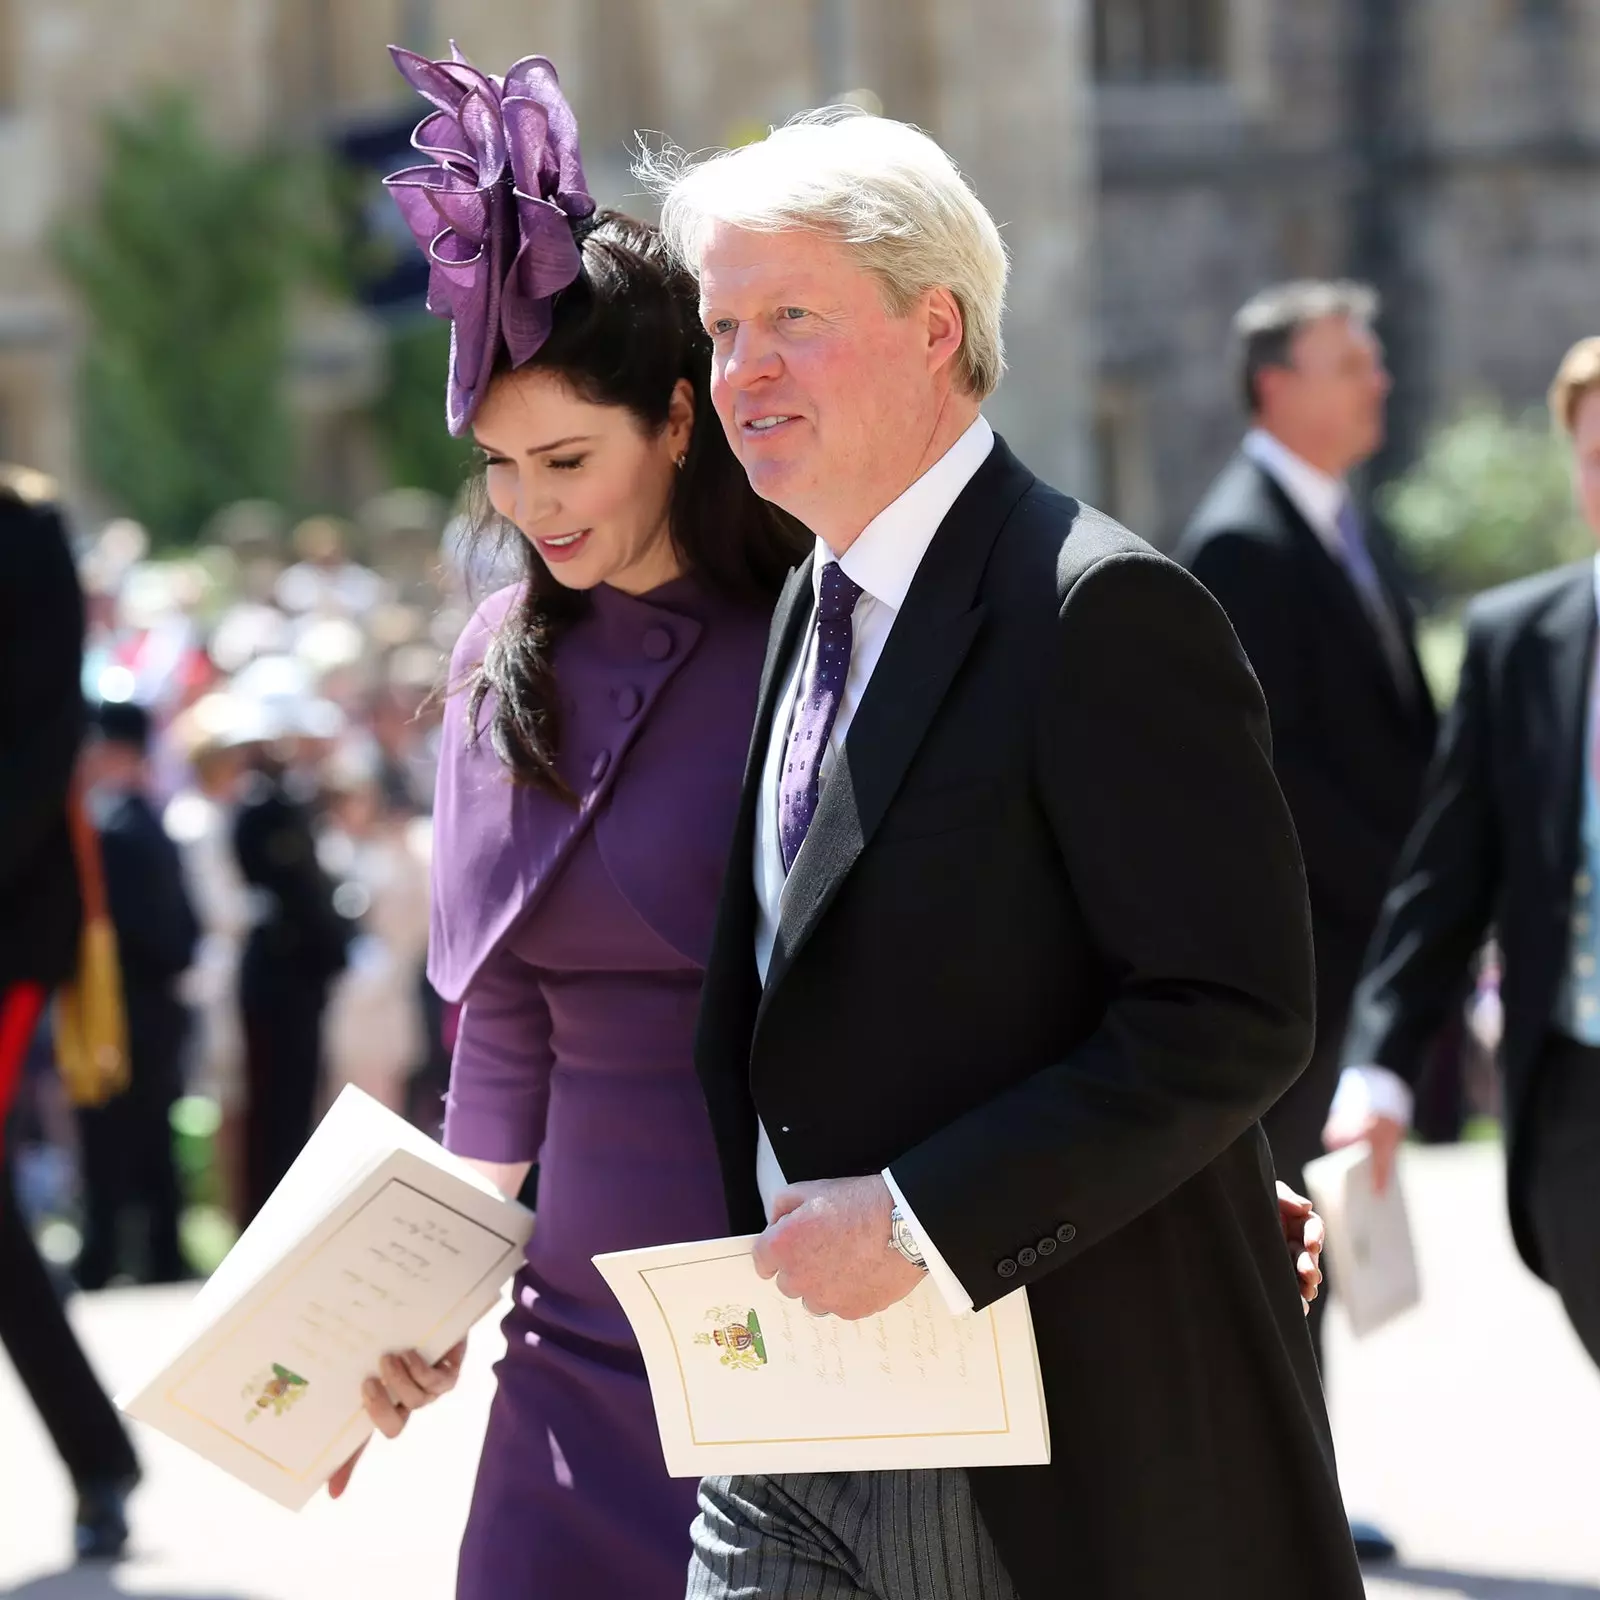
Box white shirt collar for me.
[810,415,995,612]
[1242,427,1347,551]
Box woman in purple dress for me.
[325,47,804,1599]
[334,44,1326,1600]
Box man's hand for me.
[1274,1182,1325,1316]
[753,1176,927,1321]
[326,1339,468,1500]
[1322,1108,1406,1194]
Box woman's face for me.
[473,368,693,596]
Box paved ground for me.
[1,1142,1598,1597]
[1330,1145,1600,1599]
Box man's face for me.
[698,222,949,544]
[1572,389,1600,541]
[1263,314,1391,475]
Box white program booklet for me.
[118,1087,534,1510]
[593,1236,1050,1478]
[1303,1141,1422,1338]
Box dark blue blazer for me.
[99,790,199,1091]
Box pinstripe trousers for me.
[685,1470,1020,1599]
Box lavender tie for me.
[779,561,863,873]
[1334,498,1386,609]
[1335,497,1412,694]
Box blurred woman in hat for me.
[164,693,259,1221]
[319,740,431,1117]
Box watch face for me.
[893,1218,924,1264]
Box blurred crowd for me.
[2,460,1505,1295]
[9,487,513,1284]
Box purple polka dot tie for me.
[779,561,863,873]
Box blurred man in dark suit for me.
[1332,337,1600,1373]
[74,699,200,1289]
[234,723,352,1221]
[0,465,141,1559]
[1175,283,1440,1559]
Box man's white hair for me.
[638,108,1009,400]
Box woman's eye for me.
[548,456,585,472]
[478,452,510,469]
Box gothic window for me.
[1092,0,1229,85]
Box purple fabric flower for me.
[384,43,595,434]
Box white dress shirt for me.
[1242,429,1416,1132]
[752,413,995,1316]
[1245,428,1415,691]
[1242,428,1348,559]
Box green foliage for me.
[1380,402,1591,602]
[370,317,478,499]
[1416,612,1468,708]
[56,94,334,547]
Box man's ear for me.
[925,287,965,379]
[1251,364,1288,420]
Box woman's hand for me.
[1275,1182,1325,1315]
[326,1339,468,1499]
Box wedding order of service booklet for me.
[594,1237,1050,1477]
[117,1087,534,1510]
[1303,1139,1423,1338]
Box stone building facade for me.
[5,0,1591,540]
[1091,0,1600,545]
[0,0,1094,516]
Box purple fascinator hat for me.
[384,43,596,435]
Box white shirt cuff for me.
[882,1167,974,1316]
[1329,1063,1414,1131]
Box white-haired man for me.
[655,112,1363,1599]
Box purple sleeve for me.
[442,935,553,1164]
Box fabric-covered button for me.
[1036,1236,1057,1257]
[617,685,642,719]
[1016,1246,1038,1269]
[996,1257,1018,1279]
[643,627,673,661]
[591,750,611,782]
[1055,1223,1077,1245]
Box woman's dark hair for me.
[461,209,807,798]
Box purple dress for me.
[428,574,770,1600]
